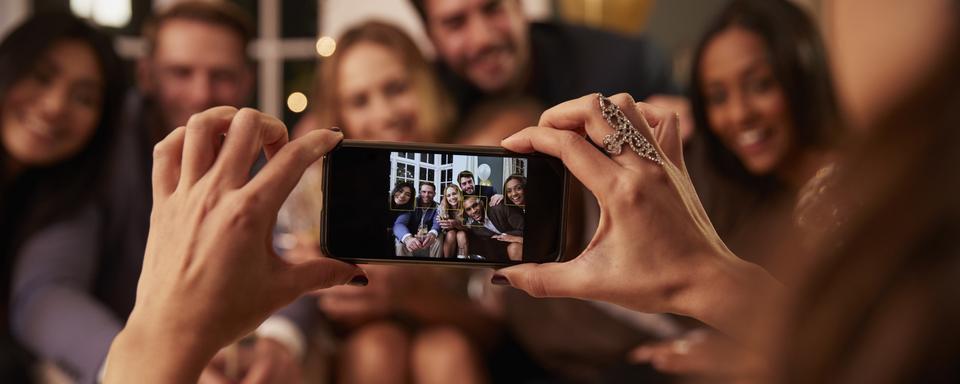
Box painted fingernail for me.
[347,274,368,286]
[329,126,342,132]
[491,274,510,285]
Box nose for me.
[728,90,757,128]
[38,85,70,121]
[368,93,401,131]
[187,74,215,110]
[466,15,498,53]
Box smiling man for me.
[410,0,677,136]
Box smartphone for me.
[321,140,568,267]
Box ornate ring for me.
[598,93,664,165]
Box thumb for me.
[493,262,585,298]
[282,257,365,296]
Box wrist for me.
[105,313,218,384]
[669,249,782,340]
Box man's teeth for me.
[738,130,764,146]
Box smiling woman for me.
[0,11,125,381]
[308,20,454,142]
[683,0,841,265]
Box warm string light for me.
[287,92,308,113]
[316,36,337,57]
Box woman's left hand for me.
[105,108,365,384]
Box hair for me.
[312,20,454,141]
[439,183,464,221]
[779,18,960,382]
[408,0,430,25]
[457,170,475,183]
[689,0,840,186]
[503,174,526,205]
[390,180,416,210]
[407,0,520,27]
[0,11,125,330]
[142,0,254,59]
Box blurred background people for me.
[684,0,840,267]
[295,20,453,141]
[409,0,677,141]
[282,20,494,384]
[1,12,125,383]
[8,2,308,384]
[629,1,841,381]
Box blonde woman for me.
[282,21,491,384]
[438,184,469,258]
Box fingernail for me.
[491,274,510,285]
[347,274,368,286]
[329,126,342,132]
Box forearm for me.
[105,315,216,384]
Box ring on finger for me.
[598,93,664,165]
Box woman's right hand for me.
[493,94,781,338]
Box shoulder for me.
[531,22,676,98]
[532,21,663,59]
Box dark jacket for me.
[393,201,442,241]
[439,21,677,123]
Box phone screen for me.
[323,141,567,266]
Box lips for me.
[735,128,771,155]
[20,113,59,145]
[469,46,511,74]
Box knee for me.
[507,243,522,260]
[446,231,456,243]
[411,326,477,367]
[342,321,409,367]
[457,231,468,243]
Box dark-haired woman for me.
[628,1,841,378]
[1,12,125,383]
[390,181,416,211]
[685,0,840,267]
[490,175,525,261]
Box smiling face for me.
[394,185,413,206]
[445,185,462,207]
[338,42,421,141]
[2,39,103,168]
[419,184,436,205]
[145,19,251,130]
[424,0,530,93]
[505,177,525,205]
[464,196,484,221]
[700,26,795,175]
[459,176,476,194]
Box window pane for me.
[282,0,316,38]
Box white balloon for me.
[477,164,491,181]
